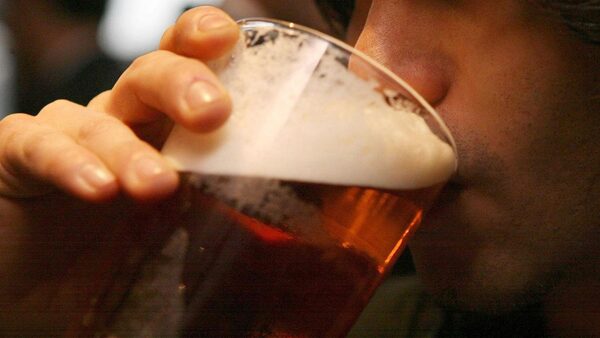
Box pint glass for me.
[86,19,457,337]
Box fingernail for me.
[197,14,232,31]
[133,156,168,181]
[186,81,222,110]
[79,164,115,191]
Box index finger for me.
[160,6,240,61]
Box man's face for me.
[349,0,600,314]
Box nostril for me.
[353,22,453,108]
[353,38,452,108]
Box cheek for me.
[439,21,596,189]
[425,39,600,305]
[439,43,598,251]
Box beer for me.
[173,172,441,337]
[73,172,439,337]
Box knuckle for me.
[44,146,83,173]
[20,130,59,163]
[77,116,123,143]
[119,51,179,96]
[0,114,35,158]
[123,139,150,157]
[127,54,147,73]
[128,51,170,74]
[0,113,32,135]
[18,129,87,177]
[159,25,175,49]
[169,59,210,88]
[128,50,211,86]
[87,90,112,109]
[110,138,152,168]
[37,99,76,119]
[133,52,211,94]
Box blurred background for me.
[0,0,330,117]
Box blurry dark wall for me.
[4,0,125,115]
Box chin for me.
[408,186,554,315]
[409,232,556,316]
[415,269,547,316]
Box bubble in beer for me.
[162,23,456,190]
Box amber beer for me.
[172,172,443,337]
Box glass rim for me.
[237,17,459,169]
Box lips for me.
[434,178,463,207]
[415,180,464,237]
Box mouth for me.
[412,182,463,242]
[447,158,466,184]
[426,179,464,216]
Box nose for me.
[354,27,452,107]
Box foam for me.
[162,23,456,190]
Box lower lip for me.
[433,181,463,208]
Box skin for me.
[0,1,598,335]
[348,0,600,334]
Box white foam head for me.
[162,21,457,190]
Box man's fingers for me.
[159,6,239,61]
[0,112,118,201]
[88,6,238,142]
[36,100,179,201]
[102,50,232,133]
[0,100,180,202]
[0,6,240,202]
